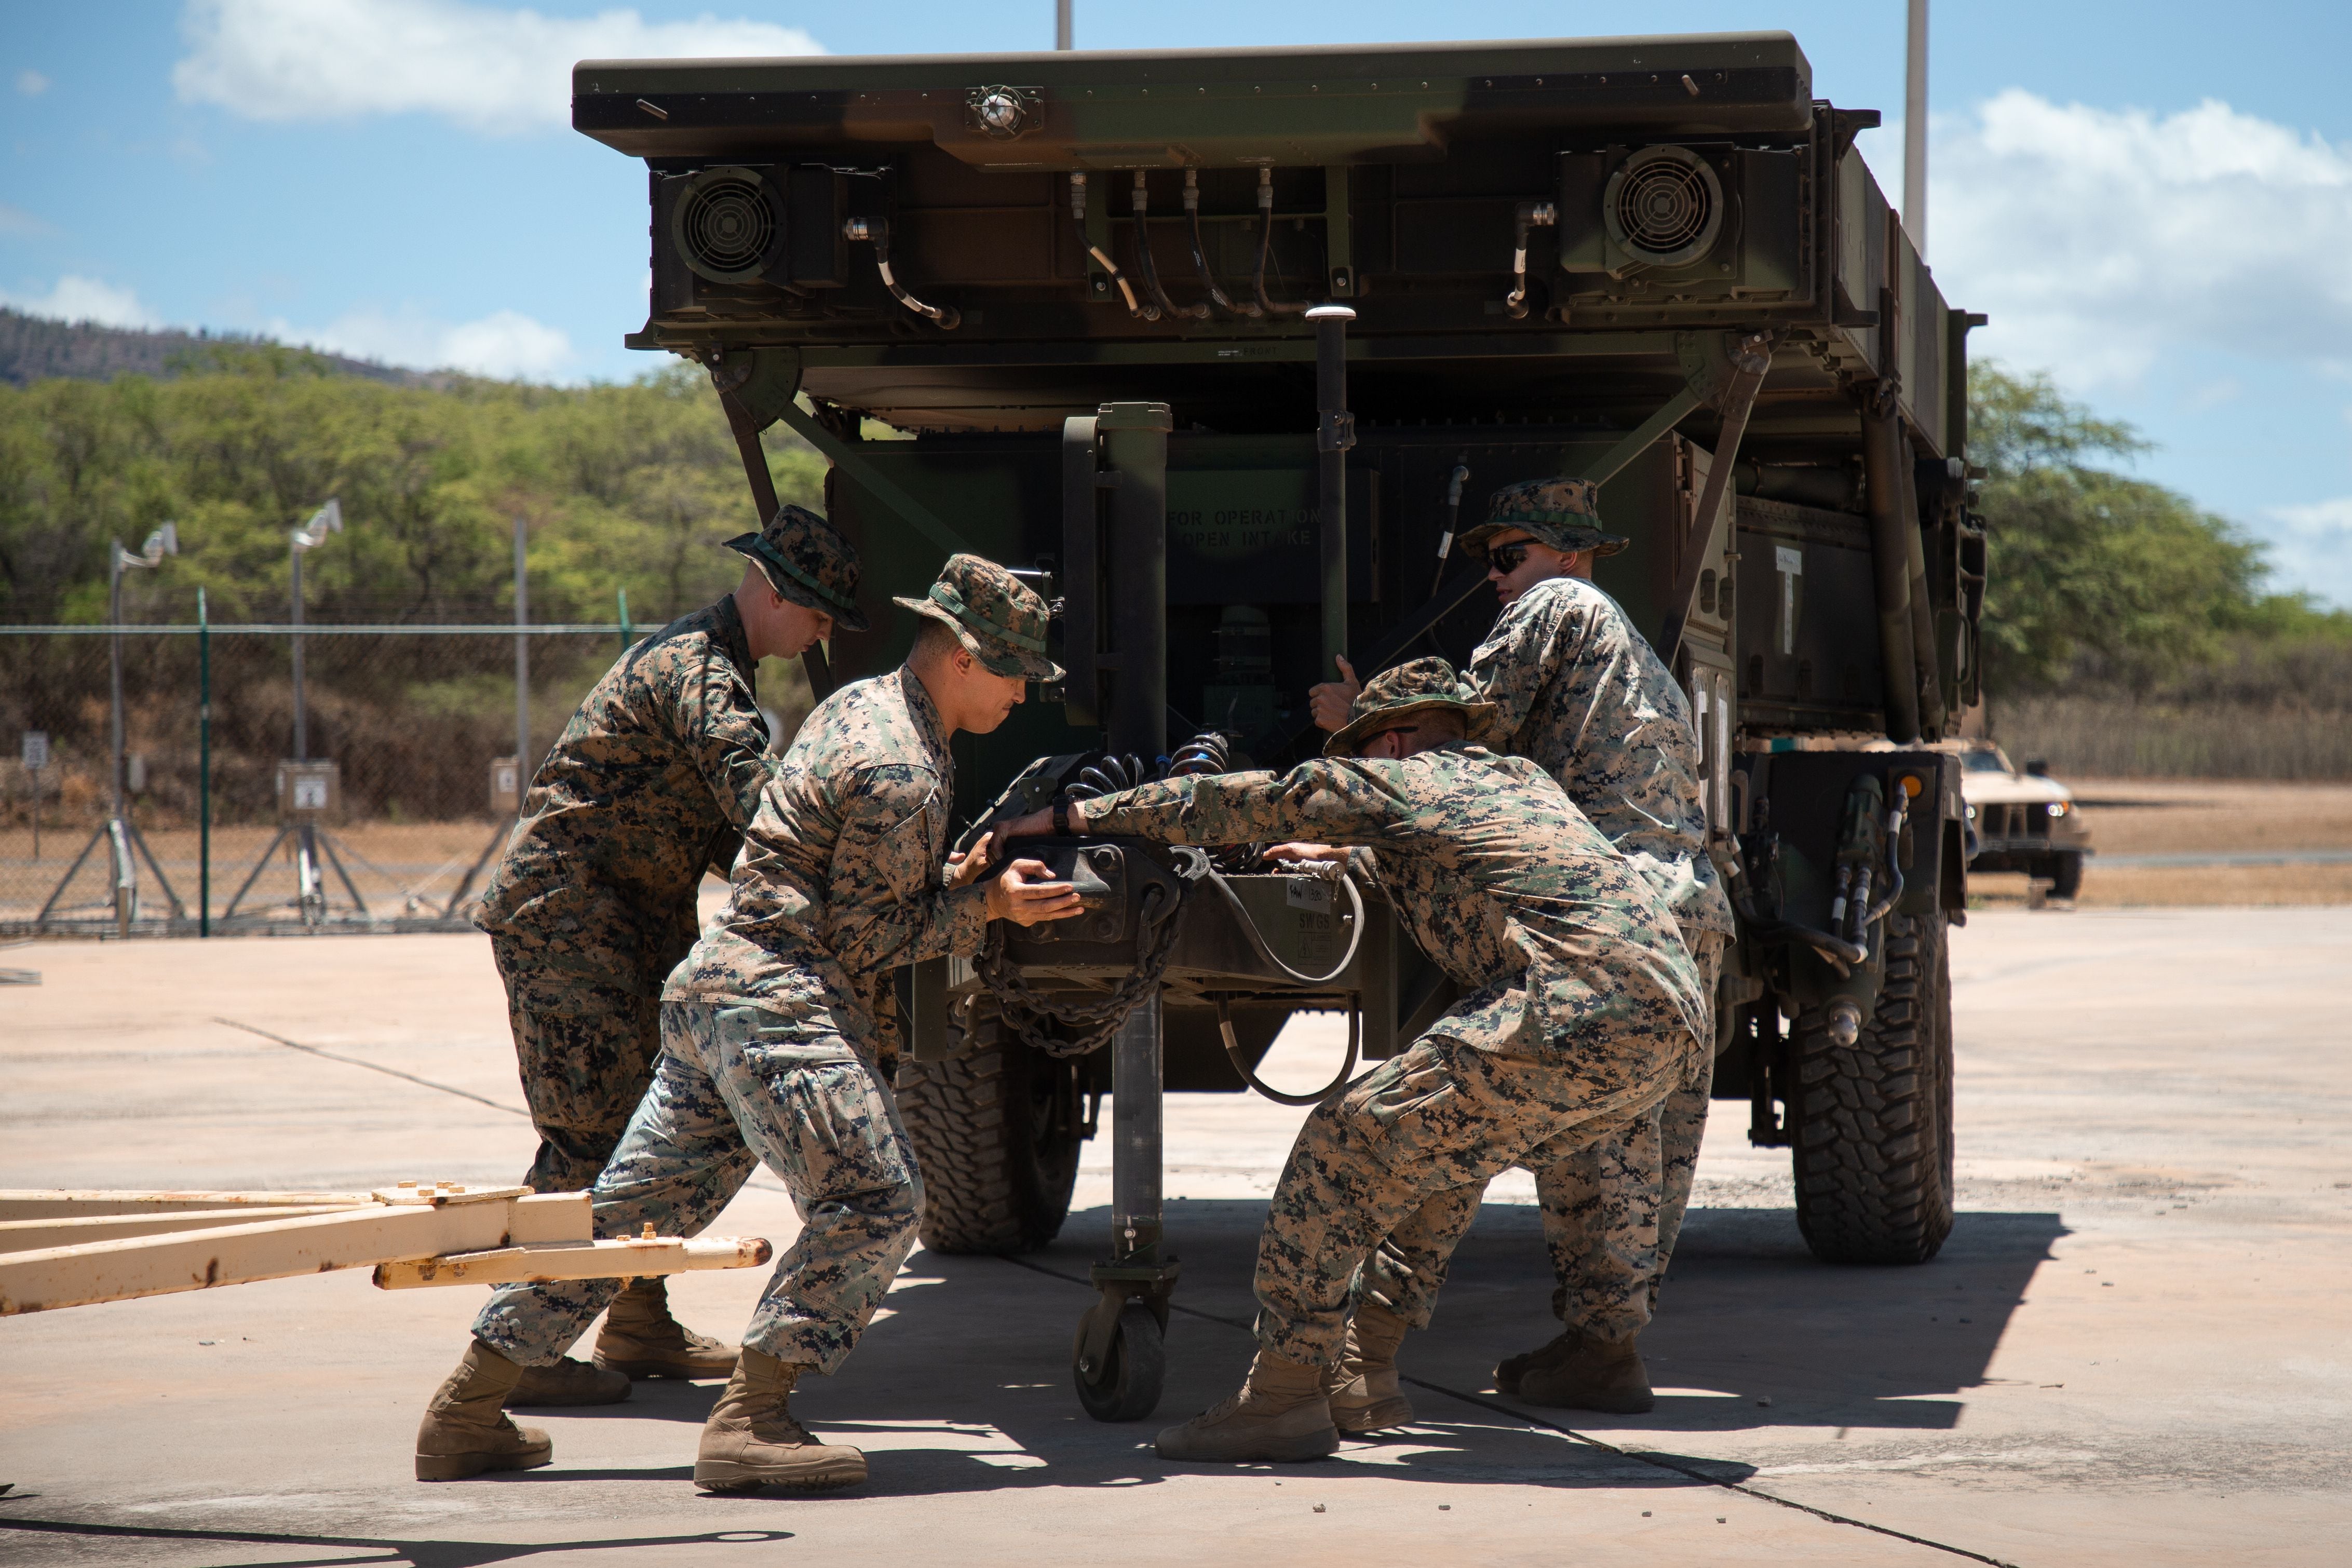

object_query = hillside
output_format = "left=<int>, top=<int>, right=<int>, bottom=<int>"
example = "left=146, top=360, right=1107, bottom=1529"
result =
left=0, top=307, right=441, bottom=389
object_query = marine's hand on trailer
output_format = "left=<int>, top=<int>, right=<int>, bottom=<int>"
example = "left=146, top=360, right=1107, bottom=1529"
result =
left=946, top=831, right=995, bottom=888
left=1263, top=842, right=1348, bottom=866
left=1307, top=655, right=1364, bottom=733
left=987, top=857, right=1082, bottom=925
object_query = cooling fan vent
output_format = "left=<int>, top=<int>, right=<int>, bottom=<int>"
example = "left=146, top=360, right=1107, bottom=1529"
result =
left=1605, top=146, right=1724, bottom=269
left=672, top=167, right=782, bottom=283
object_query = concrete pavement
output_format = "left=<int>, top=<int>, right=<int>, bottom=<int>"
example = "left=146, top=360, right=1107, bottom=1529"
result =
left=2, top=907, right=2347, bottom=1565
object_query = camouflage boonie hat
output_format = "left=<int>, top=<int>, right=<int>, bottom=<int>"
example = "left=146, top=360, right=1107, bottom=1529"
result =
left=1458, top=476, right=1630, bottom=559
left=1325, top=655, right=1500, bottom=757
left=723, top=503, right=869, bottom=632
left=893, top=553, right=1064, bottom=681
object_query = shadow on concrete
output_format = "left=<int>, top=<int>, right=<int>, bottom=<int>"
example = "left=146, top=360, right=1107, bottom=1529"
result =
left=350, top=1195, right=2064, bottom=1504
left=0, top=1516, right=791, bottom=1567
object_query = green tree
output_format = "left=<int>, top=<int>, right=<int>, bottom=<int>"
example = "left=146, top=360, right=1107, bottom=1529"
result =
left=1971, top=364, right=2280, bottom=693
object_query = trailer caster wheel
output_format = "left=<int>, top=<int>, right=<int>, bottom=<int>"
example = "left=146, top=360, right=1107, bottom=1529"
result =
left=1073, top=1302, right=1165, bottom=1422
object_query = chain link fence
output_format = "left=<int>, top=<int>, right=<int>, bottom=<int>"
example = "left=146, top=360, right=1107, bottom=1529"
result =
left=2, top=621, right=809, bottom=937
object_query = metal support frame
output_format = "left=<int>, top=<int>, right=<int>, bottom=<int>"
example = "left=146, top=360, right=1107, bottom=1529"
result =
left=1656, top=332, right=1776, bottom=664
left=36, top=526, right=185, bottom=935
left=0, top=1184, right=768, bottom=1317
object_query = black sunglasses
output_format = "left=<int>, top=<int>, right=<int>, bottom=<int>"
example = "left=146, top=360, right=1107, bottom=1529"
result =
left=1485, top=542, right=1533, bottom=574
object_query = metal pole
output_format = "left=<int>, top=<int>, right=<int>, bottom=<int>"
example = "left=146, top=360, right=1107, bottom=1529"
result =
left=1307, top=305, right=1357, bottom=680
left=198, top=586, right=211, bottom=939
left=1099, top=402, right=1170, bottom=762
left=109, top=544, right=126, bottom=826
left=1055, top=0, right=1072, bottom=49
left=109, top=543, right=130, bottom=937
left=1110, top=996, right=1163, bottom=1263
left=513, top=514, right=530, bottom=776
left=290, top=543, right=306, bottom=762
left=1904, top=0, right=1929, bottom=258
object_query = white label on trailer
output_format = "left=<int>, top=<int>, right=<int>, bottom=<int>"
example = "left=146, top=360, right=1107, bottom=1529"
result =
left=1774, top=546, right=1805, bottom=656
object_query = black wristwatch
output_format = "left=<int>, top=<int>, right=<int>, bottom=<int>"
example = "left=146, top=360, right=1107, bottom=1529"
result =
left=1053, top=799, right=1073, bottom=837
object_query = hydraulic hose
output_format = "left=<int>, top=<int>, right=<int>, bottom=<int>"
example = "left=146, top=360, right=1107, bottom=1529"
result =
left=841, top=217, right=959, bottom=330
left=1859, top=795, right=1911, bottom=932
left=1503, top=200, right=1557, bottom=319
left=1070, top=173, right=1157, bottom=321
left=1132, top=172, right=1208, bottom=321
left=1218, top=995, right=1371, bottom=1106
left=1185, top=168, right=1259, bottom=318
left=1432, top=461, right=1470, bottom=598
left=1252, top=166, right=1309, bottom=317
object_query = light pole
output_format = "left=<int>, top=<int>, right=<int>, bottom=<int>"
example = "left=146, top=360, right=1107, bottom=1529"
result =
left=1056, top=0, right=1071, bottom=50
left=289, top=498, right=342, bottom=763
left=223, top=497, right=373, bottom=928
left=36, top=522, right=185, bottom=935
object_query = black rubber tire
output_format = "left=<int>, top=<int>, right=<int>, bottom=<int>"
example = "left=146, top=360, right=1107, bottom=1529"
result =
left=2048, top=851, right=2085, bottom=900
left=1790, top=910, right=1956, bottom=1265
left=1073, top=1303, right=1166, bottom=1423
left=897, top=1003, right=1083, bottom=1255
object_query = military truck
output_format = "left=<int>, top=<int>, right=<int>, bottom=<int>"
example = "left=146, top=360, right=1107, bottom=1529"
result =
left=573, top=31, right=1983, bottom=1419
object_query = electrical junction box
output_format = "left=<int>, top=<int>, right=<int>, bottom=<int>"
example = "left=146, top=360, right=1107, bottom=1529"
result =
left=488, top=756, right=522, bottom=816
left=276, top=761, right=339, bottom=821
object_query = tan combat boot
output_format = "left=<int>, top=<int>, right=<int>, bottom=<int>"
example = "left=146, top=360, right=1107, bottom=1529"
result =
left=1493, top=1329, right=1576, bottom=1398
left=415, top=1341, right=555, bottom=1481
left=594, top=1276, right=740, bottom=1380
left=1515, top=1330, right=1656, bottom=1414
left=1156, top=1348, right=1340, bottom=1464
left=1326, top=1303, right=1414, bottom=1435
left=506, top=1354, right=631, bottom=1407
left=692, top=1348, right=867, bottom=1493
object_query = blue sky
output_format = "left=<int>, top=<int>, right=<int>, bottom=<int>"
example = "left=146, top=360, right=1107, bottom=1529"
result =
left=6, top=1, right=2350, bottom=603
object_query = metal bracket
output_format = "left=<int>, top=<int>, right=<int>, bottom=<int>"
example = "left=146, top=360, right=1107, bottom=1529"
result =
left=1076, top=1256, right=1181, bottom=1376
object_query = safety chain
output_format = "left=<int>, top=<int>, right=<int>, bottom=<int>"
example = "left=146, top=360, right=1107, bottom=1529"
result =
left=975, top=851, right=1205, bottom=1060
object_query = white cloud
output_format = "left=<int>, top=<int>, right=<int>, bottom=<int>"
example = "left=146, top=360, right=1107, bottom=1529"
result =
left=287, top=304, right=576, bottom=379
left=1931, top=90, right=2352, bottom=387
left=2262, top=499, right=2352, bottom=607
left=17, top=69, right=50, bottom=97
left=2, top=276, right=161, bottom=329
left=173, top=0, right=823, bottom=136
left=0, top=203, right=56, bottom=238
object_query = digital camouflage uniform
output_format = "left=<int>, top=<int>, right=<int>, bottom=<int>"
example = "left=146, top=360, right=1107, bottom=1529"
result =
left=472, top=555, right=1057, bottom=1376
left=1458, top=476, right=1735, bottom=1344
left=472, top=504, right=864, bottom=1196
left=475, top=596, right=771, bottom=1194
left=1080, top=659, right=1705, bottom=1367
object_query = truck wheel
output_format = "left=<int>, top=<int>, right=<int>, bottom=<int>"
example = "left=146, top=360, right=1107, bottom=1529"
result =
left=1789, top=910, right=1955, bottom=1265
left=897, top=1002, right=1084, bottom=1255
left=2049, top=851, right=2085, bottom=900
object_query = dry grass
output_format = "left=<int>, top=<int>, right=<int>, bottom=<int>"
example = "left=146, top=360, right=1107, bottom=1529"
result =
left=2066, top=778, right=2352, bottom=855
left=1971, top=777, right=2352, bottom=908
left=1995, top=695, right=2352, bottom=780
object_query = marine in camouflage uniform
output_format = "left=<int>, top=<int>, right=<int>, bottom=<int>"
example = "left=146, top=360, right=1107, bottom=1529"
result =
left=1063, top=659, right=1705, bottom=1461
left=431, top=553, right=1067, bottom=1493
left=467, top=503, right=863, bottom=1396
left=1452, top=476, right=1734, bottom=1404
